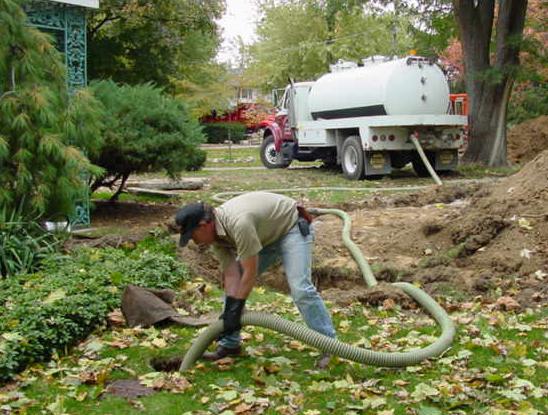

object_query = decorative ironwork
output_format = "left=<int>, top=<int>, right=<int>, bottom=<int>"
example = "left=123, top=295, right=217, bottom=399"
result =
left=25, top=0, right=91, bottom=227
left=25, top=2, right=65, bottom=30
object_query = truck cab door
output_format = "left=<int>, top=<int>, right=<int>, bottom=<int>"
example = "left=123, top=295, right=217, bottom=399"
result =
left=276, top=86, right=293, bottom=141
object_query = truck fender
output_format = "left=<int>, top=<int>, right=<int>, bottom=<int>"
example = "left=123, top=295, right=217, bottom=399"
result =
left=264, top=123, right=284, bottom=152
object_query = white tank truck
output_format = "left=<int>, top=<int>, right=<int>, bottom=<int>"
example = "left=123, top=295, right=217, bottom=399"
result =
left=260, top=56, right=468, bottom=180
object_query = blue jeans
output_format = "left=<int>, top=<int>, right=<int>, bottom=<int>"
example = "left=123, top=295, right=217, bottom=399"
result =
left=220, top=222, right=336, bottom=349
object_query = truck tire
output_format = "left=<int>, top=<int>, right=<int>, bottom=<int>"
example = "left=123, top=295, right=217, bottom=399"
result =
left=412, top=152, right=436, bottom=177
left=341, top=136, right=365, bottom=180
left=260, top=135, right=291, bottom=169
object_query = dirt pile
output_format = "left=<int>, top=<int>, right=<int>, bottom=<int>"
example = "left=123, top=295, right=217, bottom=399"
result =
left=507, top=115, right=548, bottom=165
left=442, top=150, right=548, bottom=303
left=316, top=152, right=547, bottom=307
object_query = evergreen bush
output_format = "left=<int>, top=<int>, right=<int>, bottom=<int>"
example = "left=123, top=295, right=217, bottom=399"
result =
left=0, top=0, right=103, bottom=219
left=89, top=80, right=206, bottom=200
left=201, top=122, right=247, bottom=144
left=0, top=238, right=190, bottom=382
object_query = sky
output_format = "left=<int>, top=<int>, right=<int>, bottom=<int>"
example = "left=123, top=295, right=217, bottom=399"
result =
left=216, top=0, right=259, bottom=65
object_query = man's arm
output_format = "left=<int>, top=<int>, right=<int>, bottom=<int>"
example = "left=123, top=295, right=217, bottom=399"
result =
left=234, top=255, right=258, bottom=299
left=221, top=255, right=258, bottom=336
left=221, top=255, right=258, bottom=299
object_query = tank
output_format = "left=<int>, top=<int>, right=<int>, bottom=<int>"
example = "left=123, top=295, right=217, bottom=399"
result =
left=308, top=56, right=450, bottom=120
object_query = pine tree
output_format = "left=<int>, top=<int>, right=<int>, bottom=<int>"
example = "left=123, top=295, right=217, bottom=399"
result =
left=0, top=0, right=103, bottom=219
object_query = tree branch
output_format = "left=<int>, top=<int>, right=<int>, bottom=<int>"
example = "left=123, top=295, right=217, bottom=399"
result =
left=110, top=173, right=130, bottom=202
left=88, top=14, right=122, bottom=38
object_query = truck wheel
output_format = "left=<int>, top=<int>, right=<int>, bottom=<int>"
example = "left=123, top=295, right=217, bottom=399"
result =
left=341, top=136, right=365, bottom=180
left=412, top=152, right=436, bottom=177
left=260, top=135, right=291, bottom=169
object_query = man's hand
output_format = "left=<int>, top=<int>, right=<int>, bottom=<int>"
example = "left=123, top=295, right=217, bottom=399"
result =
left=223, top=296, right=246, bottom=335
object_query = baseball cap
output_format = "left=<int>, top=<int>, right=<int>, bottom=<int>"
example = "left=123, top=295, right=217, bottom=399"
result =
left=175, top=202, right=205, bottom=247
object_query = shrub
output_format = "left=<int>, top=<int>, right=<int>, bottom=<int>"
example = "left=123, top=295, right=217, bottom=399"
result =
left=0, top=0, right=103, bottom=219
left=89, top=80, right=206, bottom=200
left=508, top=82, right=548, bottom=126
left=201, top=122, right=247, bottom=144
left=0, top=205, right=64, bottom=277
left=0, top=239, right=190, bottom=382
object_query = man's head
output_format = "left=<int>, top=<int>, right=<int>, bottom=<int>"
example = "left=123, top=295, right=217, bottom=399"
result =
left=175, top=202, right=215, bottom=247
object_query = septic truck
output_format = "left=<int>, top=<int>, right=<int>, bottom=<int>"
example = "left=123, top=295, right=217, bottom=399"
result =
left=260, top=56, right=468, bottom=179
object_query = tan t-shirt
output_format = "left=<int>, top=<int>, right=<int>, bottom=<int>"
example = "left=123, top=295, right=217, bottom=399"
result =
left=211, top=192, right=298, bottom=270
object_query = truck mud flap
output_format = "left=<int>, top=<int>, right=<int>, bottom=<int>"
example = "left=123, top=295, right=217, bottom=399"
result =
left=434, top=150, right=458, bottom=171
left=364, top=151, right=391, bottom=176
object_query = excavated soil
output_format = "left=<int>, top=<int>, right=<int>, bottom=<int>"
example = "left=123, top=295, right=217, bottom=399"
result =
left=82, top=152, right=548, bottom=309
left=507, top=115, right=548, bottom=165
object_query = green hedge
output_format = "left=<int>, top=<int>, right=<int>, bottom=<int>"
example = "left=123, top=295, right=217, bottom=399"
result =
left=201, top=122, right=246, bottom=144
left=0, top=238, right=189, bottom=382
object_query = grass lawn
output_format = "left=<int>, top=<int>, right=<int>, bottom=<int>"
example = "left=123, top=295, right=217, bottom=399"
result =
left=100, top=145, right=519, bottom=207
left=87, top=144, right=521, bottom=217
left=10, top=280, right=547, bottom=414
left=10, top=146, right=541, bottom=414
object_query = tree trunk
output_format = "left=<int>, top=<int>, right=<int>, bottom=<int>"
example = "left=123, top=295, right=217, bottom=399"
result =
left=462, top=77, right=513, bottom=166
left=453, top=0, right=528, bottom=167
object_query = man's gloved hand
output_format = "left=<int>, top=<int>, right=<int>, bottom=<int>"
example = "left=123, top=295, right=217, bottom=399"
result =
left=222, top=296, right=246, bottom=335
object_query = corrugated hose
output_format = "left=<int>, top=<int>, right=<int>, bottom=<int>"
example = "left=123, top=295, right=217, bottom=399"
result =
left=179, top=204, right=455, bottom=371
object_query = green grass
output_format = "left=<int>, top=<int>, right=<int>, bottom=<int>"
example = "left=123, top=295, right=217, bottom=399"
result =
left=9, top=280, right=547, bottom=414
left=456, top=163, right=520, bottom=178
left=90, top=147, right=517, bottom=207
left=92, top=191, right=169, bottom=204
left=203, top=145, right=320, bottom=168
left=6, top=147, right=538, bottom=413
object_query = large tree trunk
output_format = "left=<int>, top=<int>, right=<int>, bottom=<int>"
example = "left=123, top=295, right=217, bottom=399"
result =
left=453, top=0, right=527, bottom=166
left=464, top=77, right=513, bottom=166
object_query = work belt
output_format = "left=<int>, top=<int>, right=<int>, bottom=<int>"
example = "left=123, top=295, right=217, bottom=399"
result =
left=296, top=205, right=313, bottom=236
left=297, top=205, right=313, bottom=223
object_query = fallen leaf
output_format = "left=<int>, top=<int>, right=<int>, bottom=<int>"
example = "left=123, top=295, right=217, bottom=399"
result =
left=518, top=218, right=533, bottom=230
left=495, top=296, right=521, bottom=311
left=107, top=309, right=126, bottom=326
left=411, top=383, right=439, bottom=401
left=219, top=390, right=238, bottom=401
left=43, top=289, right=66, bottom=305
left=382, top=298, right=396, bottom=310
left=151, top=338, right=167, bottom=348
left=418, top=406, right=442, bottom=415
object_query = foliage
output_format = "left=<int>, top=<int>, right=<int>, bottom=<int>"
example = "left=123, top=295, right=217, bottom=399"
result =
left=174, top=62, right=235, bottom=118
left=507, top=0, right=547, bottom=125
left=89, top=80, right=206, bottom=200
left=329, top=10, right=415, bottom=61
left=0, top=238, right=190, bottom=382
left=247, top=0, right=456, bottom=90
left=0, top=205, right=63, bottom=278
left=508, top=82, right=548, bottom=126
left=201, top=122, right=247, bottom=144
left=247, top=0, right=330, bottom=89
left=0, top=0, right=103, bottom=219
left=88, top=0, right=224, bottom=91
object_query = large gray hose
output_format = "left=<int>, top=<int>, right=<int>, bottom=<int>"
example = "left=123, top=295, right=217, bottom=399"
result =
left=179, top=205, right=455, bottom=371
left=409, top=134, right=443, bottom=186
